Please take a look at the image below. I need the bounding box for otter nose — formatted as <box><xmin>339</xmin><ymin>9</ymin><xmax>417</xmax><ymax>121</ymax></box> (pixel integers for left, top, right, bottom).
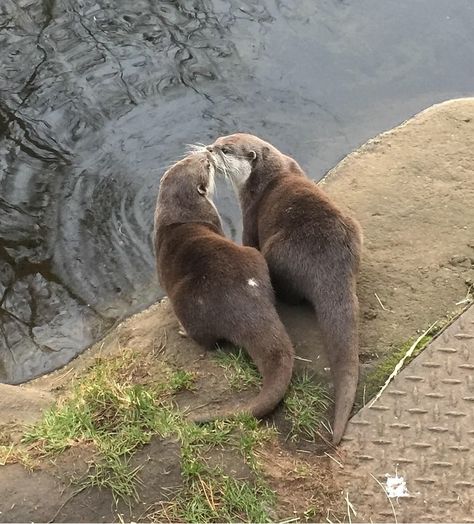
<box><xmin>206</xmin><ymin>145</ymin><xmax>213</xmax><ymax>152</ymax></box>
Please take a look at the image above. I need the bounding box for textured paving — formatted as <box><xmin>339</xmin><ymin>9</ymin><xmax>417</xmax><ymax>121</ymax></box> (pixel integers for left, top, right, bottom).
<box><xmin>340</xmin><ymin>305</ymin><xmax>474</xmax><ymax>523</ymax></box>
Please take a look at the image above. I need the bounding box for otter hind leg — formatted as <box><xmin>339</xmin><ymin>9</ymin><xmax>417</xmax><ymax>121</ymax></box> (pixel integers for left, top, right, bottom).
<box><xmin>262</xmin><ymin>240</ymin><xmax>303</xmax><ymax>305</ymax></box>
<box><xmin>181</xmin><ymin>326</ymin><xmax>218</xmax><ymax>350</ymax></box>
<box><xmin>271</xmin><ymin>270</ymin><xmax>304</xmax><ymax>304</ymax></box>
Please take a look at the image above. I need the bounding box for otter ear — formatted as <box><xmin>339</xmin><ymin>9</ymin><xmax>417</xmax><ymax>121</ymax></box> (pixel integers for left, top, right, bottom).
<box><xmin>248</xmin><ymin>150</ymin><xmax>257</xmax><ymax>162</ymax></box>
<box><xmin>197</xmin><ymin>184</ymin><xmax>207</xmax><ymax>196</ymax></box>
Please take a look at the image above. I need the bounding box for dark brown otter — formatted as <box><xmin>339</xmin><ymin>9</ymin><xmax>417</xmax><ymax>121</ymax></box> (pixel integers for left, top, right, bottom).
<box><xmin>154</xmin><ymin>152</ymin><xmax>294</xmax><ymax>421</ymax></box>
<box><xmin>205</xmin><ymin>134</ymin><xmax>362</xmax><ymax>444</ymax></box>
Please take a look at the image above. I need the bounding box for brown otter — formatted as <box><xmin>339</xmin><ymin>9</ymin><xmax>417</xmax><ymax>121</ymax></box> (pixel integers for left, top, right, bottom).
<box><xmin>154</xmin><ymin>151</ymin><xmax>294</xmax><ymax>421</ymax></box>
<box><xmin>204</xmin><ymin>133</ymin><xmax>362</xmax><ymax>444</ymax></box>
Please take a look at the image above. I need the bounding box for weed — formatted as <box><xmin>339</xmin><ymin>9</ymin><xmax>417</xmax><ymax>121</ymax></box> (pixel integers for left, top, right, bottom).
<box><xmin>303</xmin><ymin>504</ymin><xmax>321</xmax><ymax>522</ymax></box>
<box><xmin>214</xmin><ymin>348</ymin><xmax>260</xmax><ymax>391</ymax></box>
<box><xmin>284</xmin><ymin>372</ymin><xmax>331</xmax><ymax>441</ymax></box>
<box><xmin>359</xmin><ymin>322</ymin><xmax>444</xmax><ymax>405</ymax></box>
<box><xmin>23</xmin><ymin>350</ymin><xmax>275</xmax><ymax>518</ymax></box>
<box><xmin>152</xmin><ymin>463</ymin><xmax>275</xmax><ymax>523</ymax></box>
<box><xmin>216</xmin><ymin>348</ymin><xmax>332</xmax><ymax>443</ymax></box>
<box><xmin>168</xmin><ymin>369</ymin><xmax>195</xmax><ymax>392</ymax></box>
<box><xmin>83</xmin><ymin>455</ymin><xmax>143</xmax><ymax>504</ymax></box>
<box><xmin>0</xmin><ymin>444</ymin><xmax>36</xmax><ymax>469</ymax></box>
<box><xmin>155</xmin><ymin>413</ymin><xmax>275</xmax><ymax>521</ymax></box>
<box><xmin>23</xmin><ymin>354</ymin><xmax>193</xmax><ymax>502</ymax></box>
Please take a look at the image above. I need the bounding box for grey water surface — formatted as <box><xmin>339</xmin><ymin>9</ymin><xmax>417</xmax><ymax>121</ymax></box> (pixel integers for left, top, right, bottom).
<box><xmin>1</xmin><ymin>0</ymin><xmax>473</xmax><ymax>383</ymax></box>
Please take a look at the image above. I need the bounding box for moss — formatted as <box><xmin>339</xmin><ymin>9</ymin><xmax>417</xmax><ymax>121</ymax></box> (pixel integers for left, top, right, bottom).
<box><xmin>358</xmin><ymin>321</ymin><xmax>445</xmax><ymax>407</ymax></box>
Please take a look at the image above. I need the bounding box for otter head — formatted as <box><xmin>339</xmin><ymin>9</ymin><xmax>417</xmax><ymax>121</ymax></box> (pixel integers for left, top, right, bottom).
<box><xmin>204</xmin><ymin>133</ymin><xmax>278</xmax><ymax>193</ymax></box>
<box><xmin>156</xmin><ymin>151</ymin><xmax>220</xmax><ymax>228</ymax></box>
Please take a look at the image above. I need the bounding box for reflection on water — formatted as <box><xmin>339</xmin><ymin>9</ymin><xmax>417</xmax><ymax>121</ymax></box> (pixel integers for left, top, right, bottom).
<box><xmin>1</xmin><ymin>0</ymin><xmax>473</xmax><ymax>383</ymax></box>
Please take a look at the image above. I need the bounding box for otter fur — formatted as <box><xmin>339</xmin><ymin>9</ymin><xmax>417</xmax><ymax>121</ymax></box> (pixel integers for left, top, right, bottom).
<box><xmin>205</xmin><ymin>134</ymin><xmax>362</xmax><ymax>444</ymax></box>
<box><xmin>154</xmin><ymin>151</ymin><xmax>294</xmax><ymax>421</ymax></box>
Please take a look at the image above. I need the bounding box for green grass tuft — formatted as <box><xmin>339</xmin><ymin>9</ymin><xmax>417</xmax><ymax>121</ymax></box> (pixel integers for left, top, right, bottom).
<box><xmin>154</xmin><ymin>463</ymin><xmax>275</xmax><ymax>523</ymax></box>
<box><xmin>154</xmin><ymin>412</ymin><xmax>275</xmax><ymax>521</ymax></box>
<box><xmin>84</xmin><ymin>455</ymin><xmax>143</xmax><ymax>504</ymax></box>
<box><xmin>215</xmin><ymin>347</ymin><xmax>333</xmax><ymax>442</ymax></box>
<box><xmin>283</xmin><ymin>372</ymin><xmax>331</xmax><ymax>441</ymax></box>
<box><xmin>23</xmin><ymin>351</ymin><xmax>275</xmax><ymax>519</ymax></box>
<box><xmin>23</xmin><ymin>354</ymin><xmax>194</xmax><ymax>502</ymax></box>
<box><xmin>359</xmin><ymin>323</ymin><xmax>443</xmax><ymax>406</ymax></box>
<box><xmin>169</xmin><ymin>369</ymin><xmax>195</xmax><ymax>392</ymax></box>
<box><xmin>214</xmin><ymin>348</ymin><xmax>261</xmax><ymax>391</ymax></box>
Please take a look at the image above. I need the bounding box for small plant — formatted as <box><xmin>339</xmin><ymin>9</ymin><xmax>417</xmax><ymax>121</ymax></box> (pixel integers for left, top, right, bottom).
<box><xmin>23</xmin><ymin>351</ymin><xmax>276</xmax><ymax>519</ymax></box>
<box><xmin>169</xmin><ymin>369</ymin><xmax>195</xmax><ymax>392</ymax></box>
<box><xmin>83</xmin><ymin>455</ymin><xmax>143</xmax><ymax>504</ymax></box>
<box><xmin>153</xmin><ymin>413</ymin><xmax>275</xmax><ymax>522</ymax></box>
<box><xmin>23</xmin><ymin>354</ymin><xmax>194</xmax><ymax>502</ymax></box>
<box><xmin>359</xmin><ymin>322</ymin><xmax>443</xmax><ymax>406</ymax></box>
<box><xmin>284</xmin><ymin>372</ymin><xmax>331</xmax><ymax>441</ymax></box>
<box><xmin>0</xmin><ymin>444</ymin><xmax>36</xmax><ymax>469</ymax></box>
<box><xmin>152</xmin><ymin>461</ymin><xmax>275</xmax><ymax>523</ymax></box>
<box><xmin>214</xmin><ymin>348</ymin><xmax>260</xmax><ymax>391</ymax></box>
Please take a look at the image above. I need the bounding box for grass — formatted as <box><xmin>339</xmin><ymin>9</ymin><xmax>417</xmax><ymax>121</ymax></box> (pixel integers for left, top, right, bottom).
<box><xmin>214</xmin><ymin>347</ymin><xmax>332</xmax><ymax>442</ymax></box>
<box><xmin>284</xmin><ymin>372</ymin><xmax>332</xmax><ymax>441</ymax></box>
<box><xmin>0</xmin><ymin>443</ymin><xmax>36</xmax><ymax>469</ymax></box>
<box><xmin>151</xmin><ymin>414</ymin><xmax>276</xmax><ymax>522</ymax></box>
<box><xmin>214</xmin><ymin>347</ymin><xmax>260</xmax><ymax>391</ymax></box>
<box><xmin>22</xmin><ymin>352</ymin><xmax>194</xmax><ymax>502</ymax></box>
<box><xmin>21</xmin><ymin>350</ymin><xmax>276</xmax><ymax>521</ymax></box>
<box><xmin>169</xmin><ymin>369</ymin><xmax>195</xmax><ymax>392</ymax></box>
<box><xmin>358</xmin><ymin>321</ymin><xmax>445</xmax><ymax>406</ymax></box>
<box><xmin>154</xmin><ymin>467</ymin><xmax>275</xmax><ymax>523</ymax></box>
<box><xmin>83</xmin><ymin>455</ymin><xmax>143</xmax><ymax>503</ymax></box>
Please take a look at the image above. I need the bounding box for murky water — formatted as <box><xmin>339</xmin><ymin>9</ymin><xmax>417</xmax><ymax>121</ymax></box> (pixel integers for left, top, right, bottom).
<box><xmin>1</xmin><ymin>0</ymin><xmax>473</xmax><ymax>383</ymax></box>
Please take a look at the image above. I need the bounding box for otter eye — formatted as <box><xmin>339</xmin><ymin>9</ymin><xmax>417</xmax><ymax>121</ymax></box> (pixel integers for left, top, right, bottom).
<box><xmin>197</xmin><ymin>184</ymin><xmax>207</xmax><ymax>195</ymax></box>
<box><xmin>220</xmin><ymin>146</ymin><xmax>232</xmax><ymax>155</ymax></box>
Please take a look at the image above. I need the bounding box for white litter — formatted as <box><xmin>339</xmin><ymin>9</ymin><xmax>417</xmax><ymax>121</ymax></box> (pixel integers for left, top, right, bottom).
<box><xmin>385</xmin><ymin>474</ymin><xmax>410</xmax><ymax>498</ymax></box>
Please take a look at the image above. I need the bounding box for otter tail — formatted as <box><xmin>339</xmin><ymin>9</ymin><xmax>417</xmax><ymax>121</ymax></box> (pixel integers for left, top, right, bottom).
<box><xmin>190</xmin><ymin>322</ymin><xmax>294</xmax><ymax>423</ymax></box>
<box><xmin>316</xmin><ymin>289</ymin><xmax>360</xmax><ymax>445</ymax></box>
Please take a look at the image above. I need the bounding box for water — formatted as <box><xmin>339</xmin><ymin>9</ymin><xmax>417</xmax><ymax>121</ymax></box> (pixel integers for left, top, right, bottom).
<box><xmin>1</xmin><ymin>0</ymin><xmax>473</xmax><ymax>383</ymax></box>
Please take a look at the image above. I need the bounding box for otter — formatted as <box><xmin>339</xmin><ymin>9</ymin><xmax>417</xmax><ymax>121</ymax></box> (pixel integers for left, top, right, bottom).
<box><xmin>204</xmin><ymin>133</ymin><xmax>362</xmax><ymax>444</ymax></box>
<box><xmin>154</xmin><ymin>151</ymin><xmax>294</xmax><ymax>421</ymax></box>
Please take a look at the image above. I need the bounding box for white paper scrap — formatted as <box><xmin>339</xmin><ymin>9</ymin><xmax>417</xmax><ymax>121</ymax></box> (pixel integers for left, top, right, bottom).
<box><xmin>385</xmin><ymin>474</ymin><xmax>410</xmax><ymax>498</ymax></box>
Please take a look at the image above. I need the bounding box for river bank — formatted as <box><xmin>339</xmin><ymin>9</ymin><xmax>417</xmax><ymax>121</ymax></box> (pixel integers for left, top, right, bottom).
<box><xmin>1</xmin><ymin>98</ymin><xmax>473</xmax><ymax>522</ymax></box>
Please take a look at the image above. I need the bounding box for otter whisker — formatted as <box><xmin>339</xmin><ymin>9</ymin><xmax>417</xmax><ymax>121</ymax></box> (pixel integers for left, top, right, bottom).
<box><xmin>185</xmin><ymin>143</ymin><xmax>207</xmax><ymax>155</ymax></box>
<box><xmin>207</xmin><ymin>163</ymin><xmax>216</xmax><ymax>197</ymax></box>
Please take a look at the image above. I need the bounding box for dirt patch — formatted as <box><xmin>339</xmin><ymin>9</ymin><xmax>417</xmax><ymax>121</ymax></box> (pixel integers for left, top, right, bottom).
<box><xmin>0</xmin><ymin>384</ymin><xmax>54</xmax><ymax>444</ymax></box>
<box><xmin>0</xmin><ymin>439</ymin><xmax>182</xmax><ymax>523</ymax></box>
<box><xmin>1</xmin><ymin>98</ymin><xmax>473</xmax><ymax>522</ymax></box>
<box><xmin>258</xmin><ymin>440</ymin><xmax>345</xmax><ymax>522</ymax></box>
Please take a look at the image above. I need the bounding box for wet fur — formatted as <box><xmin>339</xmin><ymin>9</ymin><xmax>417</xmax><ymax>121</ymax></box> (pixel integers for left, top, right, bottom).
<box><xmin>206</xmin><ymin>134</ymin><xmax>362</xmax><ymax>444</ymax></box>
<box><xmin>154</xmin><ymin>152</ymin><xmax>294</xmax><ymax>421</ymax></box>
